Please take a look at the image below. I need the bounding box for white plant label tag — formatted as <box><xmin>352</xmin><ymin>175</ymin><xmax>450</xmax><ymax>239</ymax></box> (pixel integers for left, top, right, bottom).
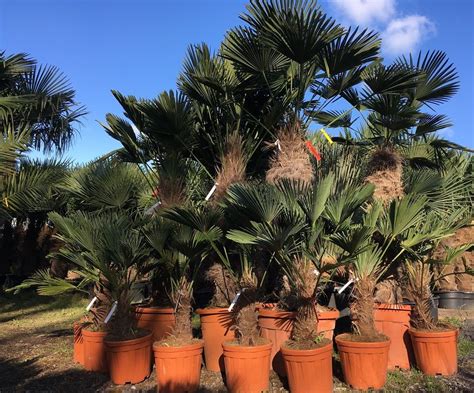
<box><xmin>228</xmin><ymin>290</ymin><xmax>242</xmax><ymax>312</ymax></box>
<box><xmin>86</xmin><ymin>296</ymin><xmax>97</xmax><ymax>311</ymax></box>
<box><xmin>205</xmin><ymin>183</ymin><xmax>218</xmax><ymax>201</ymax></box>
<box><xmin>314</xmin><ymin>269</ymin><xmax>319</xmax><ymax>276</ymax></box>
<box><xmin>275</xmin><ymin>139</ymin><xmax>282</xmax><ymax>151</ymax></box>
<box><xmin>145</xmin><ymin>201</ymin><xmax>162</xmax><ymax>216</ymax></box>
<box><xmin>338</xmin><ymin>279</ymin><xmax>354</xmax><ymax>294</ymax></box>
<box><xmin>104</xmin><ymin>301</ymin><xmax>118</xmax><ymax>323</ymax></box>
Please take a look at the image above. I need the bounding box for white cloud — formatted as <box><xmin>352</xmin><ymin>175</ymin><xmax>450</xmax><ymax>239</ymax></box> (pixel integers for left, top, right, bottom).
<box><xmin>330</xmin><ymin>0</ymin><xmax>395</xmax><ymax>25</ymax></box>
<box><xmin>382</xmin><ymin>15</ymin><xmax>435</xmax><ymax>55</ymax></box>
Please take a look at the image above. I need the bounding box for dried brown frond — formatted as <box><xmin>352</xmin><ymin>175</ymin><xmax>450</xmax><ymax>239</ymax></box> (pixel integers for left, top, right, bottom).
<box><xmin>365</xmin><ymin>147</ymin><xmax>404</xmax><ymax>204</ymax></box>
<box><xmin>407</xmin><ymin>261</ymin><xmax>435</xmax><ymax>330</ymax></box>
<box><xmin>374</xmin><ymin>278</ymin><xmax>403</xmax><ymax>304</ymax></box>
<box><xmin>206</xmin><ymin>263</ymin><xmax>239</xmax><ymax>307</ymax></box>
<box><xmin>214</xmin><ymin>133</ymin><xmax>247</xmax><ymax>201</ymax></box>
<box><xmin>266</xmin><ymin>123</ymin><xmax>313</xmax><ymax>185</ymax></box>
<box><xmin>158</xmin><ymin>176</ymin><xmax>186</xmax><ymax>208</ymax></box>
<box><xmin>277</xmin><ymin>274</ymin><xmax>298</xmax><ymax>310</ymax></box>
<box><xmin>433</xmin><ymin>226</ymin><xmax>474</xmax><ymax>292</ymax></box>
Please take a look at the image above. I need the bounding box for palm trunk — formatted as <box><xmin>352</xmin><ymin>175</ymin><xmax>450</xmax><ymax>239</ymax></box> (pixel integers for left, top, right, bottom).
<box><xmin>365</xmin><ymin>147</ymin><xmax>403</xmax><ymax>204</ymax></box>
<box><xmin>351</xmin><ymin>277</ymin><xmax>379</xmax><ymax>338</ymax></box>
<box><xmin>291</xmin><ymin>299</ymin><xmax>318</xmax><ymax>343</ymax></box>
<box><xmin>235</xmin><ymin>287</ymin><xmax>259</xmax><ymax>346</ymax></box>
<box><xmin>171</xmin><ymin>278</ymin><xmax>193</xmax><ymax>342</ymax></box>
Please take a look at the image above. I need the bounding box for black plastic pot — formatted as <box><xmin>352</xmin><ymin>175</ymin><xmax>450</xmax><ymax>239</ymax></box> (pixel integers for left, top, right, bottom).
<box><xmin>435</xmin><ymin>291</ymin><xmax>474</xmax><ymax>310</ymax></box>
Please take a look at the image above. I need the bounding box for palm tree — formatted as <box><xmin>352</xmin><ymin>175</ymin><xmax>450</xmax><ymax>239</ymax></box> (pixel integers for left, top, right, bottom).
<box><xmin>0</xmin><ymin>51</ymin><xmax>85</xmax><ymax>282</ymax></box>
<box><xmin>0</xmin><ymin>50</ymin><xmax>85</xmax><ymax>152</ymax></box>
<box><xmin>225</xmin><ymin>175</ymin><xmax>374</xmax><ymax>347</ymax></box>
<box><xmin>333</xmin><ymin>51</ymin><xmax>470</xmax><ymax>203</ymax></box>
<box><xmin>143</xmin><ymin>214</ymin><xmax>209</xmax><ymax>343</ymax></box>
<box><xmin>49</xmin><ymin>210</ymin><xmax>151</xmax><ymax>336</ymax></box>
<box><xmin>221</xmin><ymin>0</ymin><xmax>382</xmax><ymax>184</ymax></box>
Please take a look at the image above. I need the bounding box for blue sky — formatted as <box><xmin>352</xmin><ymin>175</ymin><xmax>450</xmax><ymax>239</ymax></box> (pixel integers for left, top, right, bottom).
<box><xmin>1</xmin><ymin>0</ymin><xmax>473</xmax><ymax>162</ymax></box>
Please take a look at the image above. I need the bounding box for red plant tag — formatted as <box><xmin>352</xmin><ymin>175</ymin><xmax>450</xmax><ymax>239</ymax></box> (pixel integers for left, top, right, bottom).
<box><xmin>305</xmin><ymin>140</ymin><xmax>321</xmax><ymax>161</ymax></box>
<box><xmin>152</xmin><ymin>187</ymin><xmax>160</xmax><ymax>198</ymax></box>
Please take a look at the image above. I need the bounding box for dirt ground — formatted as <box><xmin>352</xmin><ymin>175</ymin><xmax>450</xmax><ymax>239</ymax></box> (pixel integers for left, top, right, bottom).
<box><xmin>0</xmin><ymin>292</ymin><xmax>473</xmax><ymax>392</ymax></box>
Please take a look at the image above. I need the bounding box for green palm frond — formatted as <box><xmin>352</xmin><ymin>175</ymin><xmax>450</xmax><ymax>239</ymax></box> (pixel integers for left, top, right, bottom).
<box><xmin>395</xmin><ymin>50</ymin><xmax>459</xmax><ymax>106</ymax></box>
<box><xmin>243</xmin><ymin>0</ymin><xmax>344</xmax><ymax>64</ymax></box>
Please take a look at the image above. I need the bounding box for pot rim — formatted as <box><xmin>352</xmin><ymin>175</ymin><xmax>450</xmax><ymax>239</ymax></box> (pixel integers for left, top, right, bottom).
<box><xmin>375</xmin><ymin>303</ymin><xmax>412</xmax><ymax>311</ymax></box>
<box><xmin>135</xmin><ymin>306</ymin><xmax>174</xmax><ymax>314</ymax></box>
<box><xmin>335</xmin><ymin>333</ymin><xmax>390</xmax><ymax>348</ymax></box>
<box><xmin>280</xmin><ymin>340</ymin><xmax>333</xmax><ymax>356</ymax></box>
<box><xmin>105</xmin><ymin>331</ymin><xmax>152</xmax><ymax>345</ymax></box>
<box><xmin>258</xmin><ymin>308</ymin><xmax>339</xmax><ymax>319</ymax></box>
<box><xmin>222</xmin><ymin>339</ymin><xmax>272</xmax><ymax>352</ymax></box>
<box><xmin>408</xmin><ymin>327</ymin><xmax>458</xmax><ymax>338</ymax></box>
<box><xmin>196</xmin><ymin>307</ymin><xmax>234</xmax><ymax>315</ymax></box>
<box><xmin>434</xmin><ymin>291</ymin><xmax>474</xmax><ymax>295</ymax></box>
<box><xmin>153</xmin><ymin>339</ymin><xmax>204</xmax><ymax>352</ymax></box>
<box><xmin>81</xmin><ymin>328</ymin><xmax>108</xmax><ymax>337</ymax></box>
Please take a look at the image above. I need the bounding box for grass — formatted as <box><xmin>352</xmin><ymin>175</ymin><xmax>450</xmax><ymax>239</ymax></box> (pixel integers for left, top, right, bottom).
<box><xmin>385</xmin><ymin>369</ymin><xmax>450</xmax><ymax>392</ymax></box>
<box><xmin>459</xmin><ymin>335</ymin><xmax>474</xmax><ymax>357</ymax></box>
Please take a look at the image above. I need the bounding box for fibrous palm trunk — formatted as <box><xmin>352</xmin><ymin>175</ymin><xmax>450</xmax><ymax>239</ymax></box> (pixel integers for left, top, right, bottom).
<box><xmin>365</xmin><ymin>147</ymin><xmax>404</xmax><ymax>204</ymax></box>
<box><xmin>351</xmin><ymin>277</ymin><xmax>379</xmax><ymax>338</ymax></box>
<box><xmin>170</xmin><ymin>277</ymin><xmax>193</xmax><ymax>342</ymax></box>
<box><xmin>266</xmin><ymin>123</ymin><xmax>313</xmax><ymax>186</ymax></box>
<box><xmin>214</xmin><ymin>133</ymin><xmax>247</xmax><ymax>202</ymax></box>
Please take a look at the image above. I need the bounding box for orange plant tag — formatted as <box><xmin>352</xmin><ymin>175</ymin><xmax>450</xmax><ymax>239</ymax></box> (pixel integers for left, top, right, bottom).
<box><xmin>305</xmin><ymin>140</ymin><xmax>321</xmax><ymax>161</ymax></box>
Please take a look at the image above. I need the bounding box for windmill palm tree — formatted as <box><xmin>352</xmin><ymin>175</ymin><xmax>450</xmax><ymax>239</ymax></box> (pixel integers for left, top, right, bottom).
<box><xmin>0</xmin><ymin>50</ymin><xmax>85</xmax><ymax>152</ymax></box>
<box><xmin>332</xmin><ymin>51</ymin><xmax>469</xmax><ymax>203</ymax></box>
<box><xmin>224</xmin><ymin>175</ymin><xmax>375</xmax><ymax>347</ymax></box>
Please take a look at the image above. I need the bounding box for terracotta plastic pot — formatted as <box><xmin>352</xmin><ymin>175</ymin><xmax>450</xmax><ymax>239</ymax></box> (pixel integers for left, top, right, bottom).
<box><xmin>105</xmin><ymin>332</ymin><xmax>152</xmax><ymax>384</ymax></box>
<box><xmin>135</xmin><ymin>307</ymin><xmax>175</xmax><ymax>342</ymax></box>
<box><xmin>374</xmin><ymin>303</ymin><xmax>413</xmax><ymax>370</ymax></box>
<box><xmin>196</xmin><ymin>308</ymin><xmax>235</xmax><ymax>372</ymax></box>
<box><xmin>222</xmin><ymin>340</ymin><xmax>272</xmax><ymax>393</ymax></box>
<box><xmin>73</xmin><ymin>322</ymin><xmax>84</xmax><ymax>365</ymax></box>
<box><xmin>153</xmin><ymin>340</ymin><xmax>204</xmax><ymax>393</ymax></box>
<box><xmin>335</xmin><ymin>333</ymin><xmax>390</xmax><ymax>390</ymax></box>
<box><xmin>82</xmin><ymin>329</ymin><xmax>108</xmax><ymax>372</ymax></box>
<box><xmin>281</xmin><ymin>341</ymin><xmax>333</xmax><ymax>393</ymax></box>
<box><xmin>318</xmin><ymin>310</ymin><xmax>339</xmax><ymax>340</ymax></box>
<box><xmin>258</xmin><ymin>307</ymin><xmax>339</xmax><ymax>376</ymax></box>
<box><xmin>409</xmin><ymin>328</ymin><xmax>458</xmax><ymax>376</ymax></box>
<box><xmin>258</xmin><ymin>308</ymin><xmax>294</xmax><ymax>376</ymax></box>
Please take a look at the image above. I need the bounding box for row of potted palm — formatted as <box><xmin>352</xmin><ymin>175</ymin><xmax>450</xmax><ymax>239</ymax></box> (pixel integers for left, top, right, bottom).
<box><xmin>15</xmin><ymin>140</ymin><xmax>470</xmax><ymax>392</ymax></box>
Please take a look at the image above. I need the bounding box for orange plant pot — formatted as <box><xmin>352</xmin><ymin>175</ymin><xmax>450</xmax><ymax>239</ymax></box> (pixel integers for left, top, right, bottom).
<box><xmin>222</xmin><ymin>340</ymin><xmax>272</xmax><ymax>393</ymax></box>
<box><xmin>196</xmin><ymin>308</ymin><xmax>235</xmax><ymax>372</ymax></box>
<box><xmin>374</xmin><ymin>303</ymin><xmax>413</xmax><ymax>370</ymax></box>
<box><xmin>73</xmin><ymin>322</ymin><xmax>84</xmax><ymax>365</ymax></box>
<box><xmin>258</xmin><ymin>308</ymin><xmax>294</xmax><ymax>376</ymax></box>
<box><xmin>135</xmin><ymin>307</ymin><xmax>175</xmax><ymax>342</ymax></box>
<box><xmin>258</xmin><ymin>307</ymin><xmax>338</xmax><ymax>376</ymax></box>
<box><xmin>318</xmin><ymin>310</ymin><xmax>339</xmax><ymax>340</ymax></box>
<box><xmin>153</xmin><ymin>340</ymin><xmax>204</xmax><ymax>393</ymax></box>
<box><xmin>82</xmin><ymin>329</ymin><xmax>108</xmax><ymax>372</ymax></box>
<box><xmin>105</xmin><ymin>332</ymin><xmax>152</xmax><ymax>384</ymax></box>
<box><xmin>335</xmin><ymin>334</ymin><xmax>390</xmax><ymax>390</ymax></box>
<box><xmin>281</xmin><ymin>342</ymin><xmax>333</xmax><ymax>393</ymax></box>
<box><xmin>409</xmin><ymin>328</ymin><xmax>458</xmax><ymax>376</ymax></box>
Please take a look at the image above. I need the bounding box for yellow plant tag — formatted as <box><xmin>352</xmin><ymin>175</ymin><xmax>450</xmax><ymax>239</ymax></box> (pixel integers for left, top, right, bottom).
<box><xmin>320</xmin><ymin>128</ymin><xmax>333</xmax><ymax>144</ymax></box>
